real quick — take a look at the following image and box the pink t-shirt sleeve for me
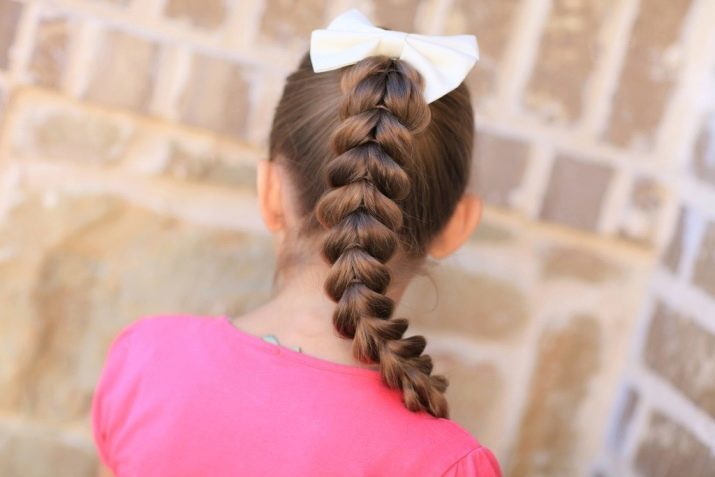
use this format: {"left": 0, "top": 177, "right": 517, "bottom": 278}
{"left": 91, "top": 319, "right": 143, "bottom": 471}
{"left": 440, "top": 445, "right": 502, "bottom": 477}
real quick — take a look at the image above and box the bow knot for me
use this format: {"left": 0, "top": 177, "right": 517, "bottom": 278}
{"left": 310, "top": 9, "right": 479, "bottom": 103}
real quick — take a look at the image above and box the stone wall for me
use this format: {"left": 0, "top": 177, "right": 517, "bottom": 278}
{"left": 0, "top": 0, "right": 713, "bottom": 476}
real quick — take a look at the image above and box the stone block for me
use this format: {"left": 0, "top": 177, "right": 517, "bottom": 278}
{"left": 540, "top": 154, "right": 613, "bottom": 232}
{"left": 259, "top": 0, "right": 326, "bottom": 45}
{"left": 163, "top": 141, "right": 257, "bottom": 190}
{"left": 164, "top": 0, "right": 228, "bottom": 29}
{"left": 373, "top": 0, "right": 421, "bottom": 31}
{"left": 509, "top": 314, "right": 601, "bottom": 477}
{"left": 85, "top": 30, "right": 159, "bottom": 111}
{"left": 0, "top": 0, "right": 22, "bottom": 70}
{"left": 178, "top": 53, "right": 250, "bottom": 139}
{"left": 693, "top": 113, "right": 715, "bottom": 187}
{"left": 603, "top": 0, "right": 692, "bottom": 149}
{"left": 431, "top": 351, "right": 502, "bottom": 444}
{"left": 0, "top": 424, "right": 97, "bottom": 477}
{"left": 619, "top": 176, "right": 668, "bottom": 245}
{"left": 661, "top": 207, "right": 685, "bottom": 273}
{"left": 525, "top": 0, "right": 615, "bottom": 122}
{"left": 400, "top": 263, "right": 529, "bottom": 340}
{"left": 541, "top": 245, "right": 620, "bottom": 283}
{"left": 634, "top": 411, "right": 715, "bottom": 477}
{"left": 692, "top": 220, "right": 715, "bottom": 299}
{"left": 0, "top": 191, "right": 275, "bottom": 423}
{"left": 473, "top": 131, "right": 529, "bottom": 207}
{"left": 9, "top": 92, "right": 135, "bottom": 164}
{"left": 644, "top": 300, "right": 715, "bottom": 418}
{"left": 444, "top": 0, "right": 520, "bottom": 102}
{"left": 28, "top": 16, "right": 70, "bottom": 88}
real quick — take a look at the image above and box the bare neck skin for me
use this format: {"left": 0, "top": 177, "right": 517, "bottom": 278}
{"left": 229, "top": 256, "right": 414, "bottom": 371}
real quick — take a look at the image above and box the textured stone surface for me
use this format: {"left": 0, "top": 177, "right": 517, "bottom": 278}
{"left": 692, "top": 220, "right": 715, "bottom": 299}
{"left": 259, "top": 0, "right": 326, "bottom": 45}
{"left": 10, "top": 92, "right": 135, "bottom": 164}
{"left": 662, "top": 207, "right": 685, "bottom": 273}
{"left": 85, "top": 30, "right": 159, "bottom": 111}
{"left": 0, "top": 424, "right": 97, "bottom": 477}
{"left": 525, "top": 0, "right": 614, "bottom": 122}
{"left": 634, "top": 411, "right": 715, "bottom": 477}
{"left": 444, "top": 0, "right": 520, "bottom": 101}
{"left": 373, "top": 0, "right": 422, "bottom": 31}
{"left": 473, "top": 131, "right": 529, "bottom": 207}
{"left": 619, "top": 176, "right": 667, "bottom": 245}
{"left": 0, "top": 191, "right": 275, "bottom": 422}
{"left": 401, "top": 264, "right": 529, "bottom": 340}
{"left": 178, "top": 53, "right": 250, "bottom": 138}
{"left": 693, "top": 113, "right": 715, "bottom": 186}
{"left": 163, "top": 141, "right": 257, "bottom": 190}
{"left": 0, "top": 0, "right": 22, "bottom": 70}
{"left": 432, "top": 352, "right": 502, "bottom": 442}
{"left": 604, "top": 0, "right": 692, "bottom": 149}
{"left": 541, "top": 246, "right": 620, "bottom": 283}
{"left": 28, "top": 16, "right": 70, "bottom": 88}
{"left": 164, "top": 0, "right": 227, "bottom": 29}
{"left": 509, "top": 315, "right": 601, "bottom": 477}
{"left": 540, "top": 155, "right": 613, "bottom": 231}
{"left": 644, "top": 300, "right": 715, "bottom": 418}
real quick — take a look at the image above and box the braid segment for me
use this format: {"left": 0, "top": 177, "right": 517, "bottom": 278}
{"left": 315, "top": 56, "right": 450, "bottom": 418}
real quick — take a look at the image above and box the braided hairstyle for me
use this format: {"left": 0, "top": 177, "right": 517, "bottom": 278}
{"left": 268, "top": 52, "right": 474, "bottom": 418}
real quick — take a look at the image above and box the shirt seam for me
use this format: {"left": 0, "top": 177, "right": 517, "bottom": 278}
{"left": 438, "top": 445, "right": 484, "bottom": 477}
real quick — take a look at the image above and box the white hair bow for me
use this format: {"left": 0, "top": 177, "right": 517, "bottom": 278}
{"left": 309, "top": 9, "right": 479, "bottom": 103}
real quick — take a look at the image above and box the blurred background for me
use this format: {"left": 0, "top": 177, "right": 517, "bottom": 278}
{"left": 0, "top": 0, "right": 714, "bottom": 476}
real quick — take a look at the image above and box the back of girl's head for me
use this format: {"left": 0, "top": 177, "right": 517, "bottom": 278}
{"left": 268, "top": 51, "right": 475, "bottom": 418}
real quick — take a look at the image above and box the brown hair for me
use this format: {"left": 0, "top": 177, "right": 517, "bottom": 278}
{"left": 268, "top": 52, "right": 474, "bottom": 418}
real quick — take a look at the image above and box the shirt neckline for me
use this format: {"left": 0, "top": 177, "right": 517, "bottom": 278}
{"left": 219, "top": 315, "right": 384, "bottom": 380}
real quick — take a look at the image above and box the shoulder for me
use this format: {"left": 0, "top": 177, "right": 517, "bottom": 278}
{"left": 392, "top": 411, "right": 501, "bottom": 477}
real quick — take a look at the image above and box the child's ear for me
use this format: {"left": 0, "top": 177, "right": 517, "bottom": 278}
{"left": 427, "top": 193, "right": 482, "bottom": 259}
{"left": 257, "top": 159, "right": 286, "bottom": 232}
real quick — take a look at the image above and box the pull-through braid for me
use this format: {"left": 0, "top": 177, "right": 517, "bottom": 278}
{"left": 315, "top": 56, "right": 450, "bottom": 418}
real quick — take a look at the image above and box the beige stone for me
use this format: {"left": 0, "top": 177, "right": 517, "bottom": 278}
{"left": 0, "top": 0, "right": 22, "bottom": 70}
{"left": 373, "top": 0, "right": 421, "bottom": 31}
{"left": 29, "top": 16, "right": 70, "bottom": 88}
{"left": 178, "top": 53, "right": 250, "bottom": 139}
{"left": 444, "top": 0, "right": 520, "bottom": 102}
{"left": 85, "top": 30, "right": 159, "bottom": 111}
{"left": 692, "top": 221, "right": 715, "bottom": 299}
{"left": 662, "top": 207, "right": 685, "bottom": 273}
{"left": 400, "top": 264, "right": 529, "bottom": 340}
{"left": 541, "top": 245, "right": 621, "bottom": 283}
{"left": 473, "top": 131, "right": 529, "bottom": 207}
{"left": 644, "top": 300, "right": 715, "bottom": 418}
{"left": 163, "top": 142, "right": 257, "bottom": 191}
{"left": 259, "top": 0, "right": 326, "bottom": 45}
{"left": 634, "top": 411, "right": 715, "bottom": 477}
{"left": 525, "top": 0, "right": 615, "bottom": 122}
{"left": 431, "top": 351, "right": 502, "bottom": 442}
{"left": 508, "top": 315, "right": 601, "bottom": 477}
{"left": 0, "top": 424, "right": 97, "bottom": 477}
{"left": 619, "top": 176, "right": 667, "bottom": 245}
{"left": 693, "top": 114, "right": 715, "bottom": 187}
{"left": 10, "top": 94, "right": 135, "bottom": 164}
{"left": 0, "top": 191, "right": 275, "bottom": 423}
{"left": 164, "top": 0, "right": 227, "bottom": 29}
{"left": 540, "top": 154, "right": 613, "bottom": 231}
{"left": 604, "top": 0, "right": 692, "bottom": 149}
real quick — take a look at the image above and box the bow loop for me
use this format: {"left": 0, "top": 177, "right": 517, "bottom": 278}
{"left": 309, "top": 9, "right": 479, "bottom": 103}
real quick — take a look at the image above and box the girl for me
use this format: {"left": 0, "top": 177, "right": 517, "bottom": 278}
{"left": 92, "top": 9, "right": 501, "bottom": 477}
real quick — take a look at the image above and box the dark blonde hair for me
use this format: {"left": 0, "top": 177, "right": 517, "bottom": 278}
{"left": 268, "top": 52, "right": 474, "bottom": 418}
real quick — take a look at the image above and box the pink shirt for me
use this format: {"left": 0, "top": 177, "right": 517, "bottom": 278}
{"left": 92, "top": 314, "right": 501, "bottom": 476}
